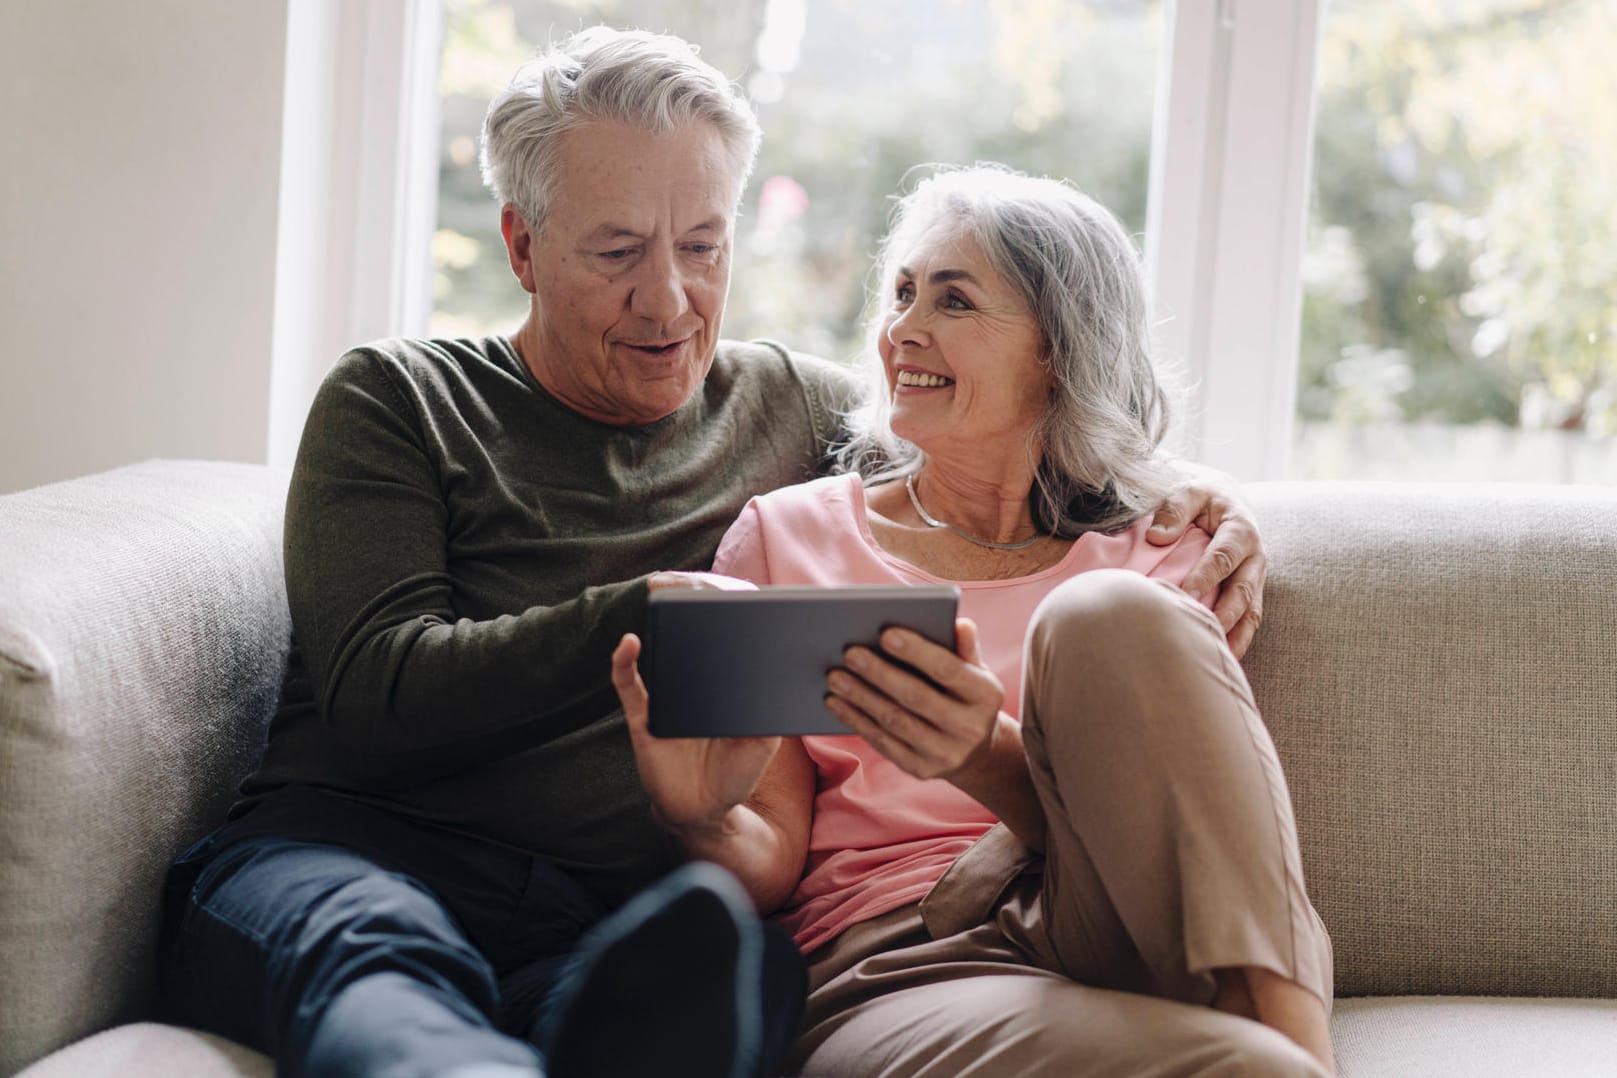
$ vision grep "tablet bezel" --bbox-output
[644,585,960,738]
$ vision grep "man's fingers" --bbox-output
[1226,606,1262,661]
[611,633,642,684]
[611,634,650,732]
[1210,574,1258,633]
[1146,487,1192,544]
[1181,540,1241,604]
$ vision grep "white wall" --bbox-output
[0,0,290,494]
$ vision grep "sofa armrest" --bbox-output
[0,460,290,1075]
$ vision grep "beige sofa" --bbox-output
[3,460,1615,1076]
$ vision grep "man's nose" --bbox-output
[628,246,691,325]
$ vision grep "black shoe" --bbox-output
[540,863,765,1078]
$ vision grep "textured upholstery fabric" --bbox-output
[13,1023,272,1078]
[1245,482,1617,998]
[5,467,1616,1075]
[1331,996,1617,1077]
[0,461,290,1076]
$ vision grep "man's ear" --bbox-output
[500,203,539,294]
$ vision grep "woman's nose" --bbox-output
[886,304,928,348]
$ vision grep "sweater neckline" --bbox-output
[490,334,695,438]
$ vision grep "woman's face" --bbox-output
[878,217,1053,461]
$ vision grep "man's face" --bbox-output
[506,118,741,426]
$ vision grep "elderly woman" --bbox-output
[613,165,1333,1077]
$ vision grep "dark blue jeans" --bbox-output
[158,784,803,1077]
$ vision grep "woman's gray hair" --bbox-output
[480,27,762,230]
[837,164,1178,536]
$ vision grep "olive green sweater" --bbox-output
[241,336,857,902]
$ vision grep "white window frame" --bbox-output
[1147,0,1325,480]
[268,0,442,469]
[283,0,1324,481]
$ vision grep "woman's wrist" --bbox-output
[948,714,1048,852]
[948,712,1019,796]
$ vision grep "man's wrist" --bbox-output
[650,801,742,848]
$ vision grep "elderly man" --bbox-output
[158,26,1267,1078]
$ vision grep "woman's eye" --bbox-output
[943,292,972,310]
[894,283,915,304]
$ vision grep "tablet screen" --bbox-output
[645,585,960,738]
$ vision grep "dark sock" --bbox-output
[543,863,775,1078]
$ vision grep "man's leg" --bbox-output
[523,862,805,1078]
[161,833,543,1078]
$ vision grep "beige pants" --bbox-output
[787,570,1334,1078]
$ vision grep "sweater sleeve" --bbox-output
[284,351,646,760]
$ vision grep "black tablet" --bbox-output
[644,585,960,738]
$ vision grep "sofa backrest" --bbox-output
[0,460,291,1076]
[3,467,1613,1071]
[1244,481,1617,999]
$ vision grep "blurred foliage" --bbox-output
[430,0,1159,360]
[432,0,1616,445]
[1300,0,1617,436]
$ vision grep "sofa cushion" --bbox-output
[14,1023,272,1078]
[1331,996,1617,1077]
[0,461,291,1075]
[1246,482,1617,998]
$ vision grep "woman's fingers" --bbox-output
[823,694,930,775]
[852,623,1004,713]
[826,633,1004,779]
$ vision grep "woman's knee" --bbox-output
[1024,571,1209,730]
[1027,570,1194,674]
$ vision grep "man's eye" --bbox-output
[599,248,636,260]
[686,243,717,255]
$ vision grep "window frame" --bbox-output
[280,0,1325,480]
[1146,0,1325,479]
[268,0,442,469]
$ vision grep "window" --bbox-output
[416,0,1614,484]
[1293,0,1617,482]
[431,0,1162,367]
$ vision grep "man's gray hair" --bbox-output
[838,164,1178,536]
[480,27,762,230]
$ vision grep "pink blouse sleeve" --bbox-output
[711,499,774,585]
[1144,524,1213,604]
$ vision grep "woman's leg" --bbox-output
[789,888,1326,1078]
[1020,569,1335,1072]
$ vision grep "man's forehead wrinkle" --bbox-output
[574,210,733,244]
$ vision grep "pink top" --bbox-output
[712,473,1210,953]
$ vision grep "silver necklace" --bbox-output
[904,473,1043,551]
